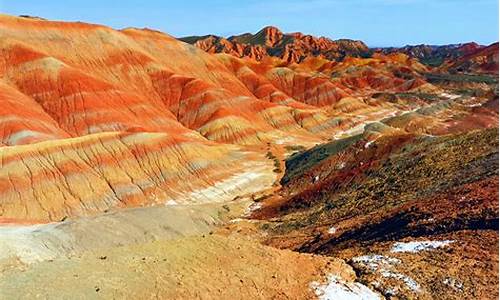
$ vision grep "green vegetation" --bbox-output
[269,128,499,237]
[178,35,212,44]
[284,145,307,153]
[266,151,281,173]
[452,88,491,97]
[420,57,445,67]
[281,134,363,184]
[424,73,499,84]
[394,92,441,102]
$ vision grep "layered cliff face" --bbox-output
[181,26,370,63]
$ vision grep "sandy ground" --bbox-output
[0,234,358,299]
[0,200,249,266]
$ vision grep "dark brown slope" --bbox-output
[254,126,498,299]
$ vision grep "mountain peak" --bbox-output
[260,25,281,32]
[257,26,283,47]
[229,25,284,47]
[259,25,282,35]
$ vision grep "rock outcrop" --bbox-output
[181,26,370,63]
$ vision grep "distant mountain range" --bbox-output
[181,26,498,73]
[374,42,486,66]
[180,26,370,63]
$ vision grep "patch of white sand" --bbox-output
[186,162,274,204]
[364,140,375,148]
[353,253,422,294]
[443,277,464,290]
[352,254,401,271]
[310,274,381,300]
[229,218,244,224]
[0,222,64,263]
[466,103,482,107]
[391,240,454,253]
[331,109,405,140]
[243,202,262,217]
[327,227,336,234]
[380,270,421,292]
[440,93,461,100]
[5,130,52,145]
[332,122,367,139]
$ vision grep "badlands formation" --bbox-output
[0,14,498,299]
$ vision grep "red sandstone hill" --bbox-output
[0,15,433,148]
[441,42,499,74]
[180,26,370,63]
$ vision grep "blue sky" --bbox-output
[0,0,498,47]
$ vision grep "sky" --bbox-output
[0,0,498,47]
